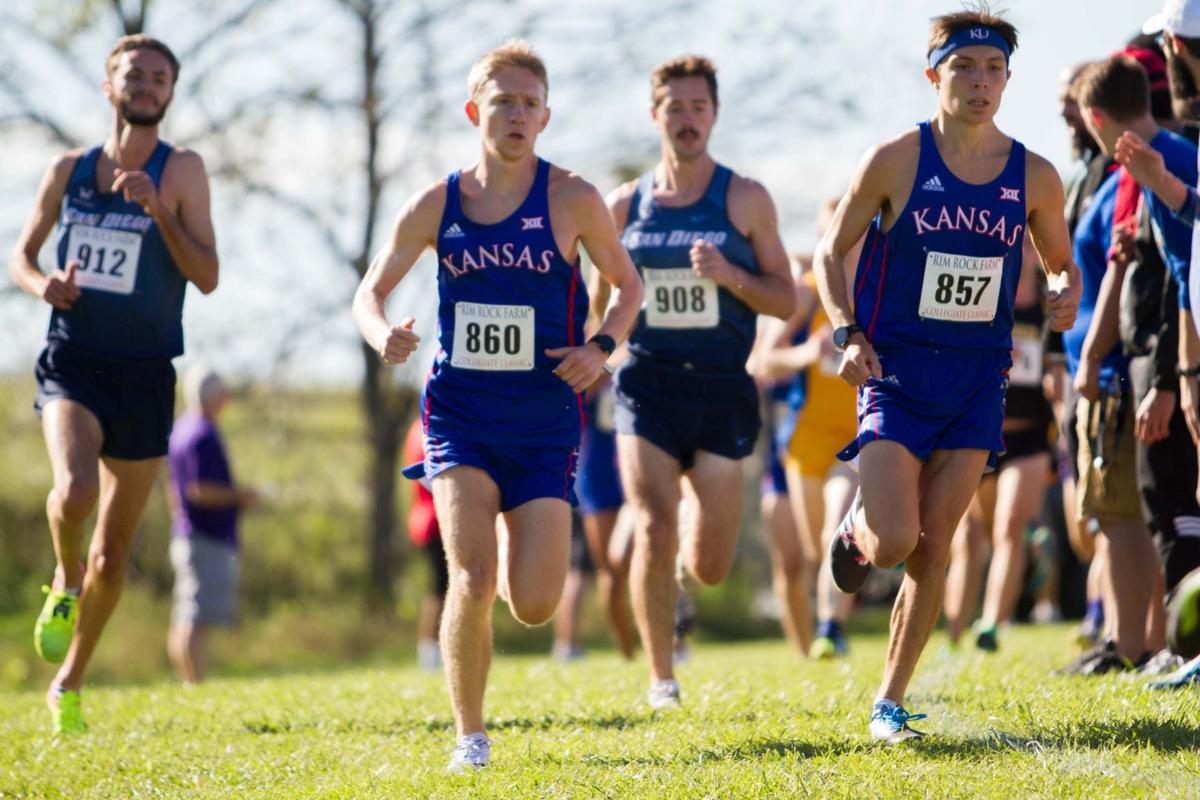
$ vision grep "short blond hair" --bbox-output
[106,34,180,84]
[467,40,548,101]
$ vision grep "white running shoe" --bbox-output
[446,732,490,773]
[868,701,926,744]
[647,678,682,710]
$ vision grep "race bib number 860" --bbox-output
[450,302,535,371]
[918,251,1003,322]
[65,225,142,295]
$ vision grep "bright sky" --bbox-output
[0,0,1164,383]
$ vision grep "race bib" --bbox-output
[65,225,142,295]
[917,251,1003,322]
[594,387,616,433]
[1010,323,1043,387]
[450,302,534,371]
[644,268,719,329]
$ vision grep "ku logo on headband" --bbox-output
[969,28,988,39]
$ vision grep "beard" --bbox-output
[1168,53,1200,122]
[118,96,169,127]
[1067,123,1097,161]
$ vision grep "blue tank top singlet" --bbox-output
[621,164,759,373]
[424,158,589,448]
[51,141,186,360]
[853,121,1026,351]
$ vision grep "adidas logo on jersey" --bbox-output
[922,175,945,192]
[443,223,465,239]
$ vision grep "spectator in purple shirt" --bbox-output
[166,364,257,684]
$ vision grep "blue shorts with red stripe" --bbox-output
[837,345,1010,467]
[402,435,579,512]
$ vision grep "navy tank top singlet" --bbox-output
[424,158,589,448]
[621,164,759,373]
[51,141,186,360]
[852,121,1026,351]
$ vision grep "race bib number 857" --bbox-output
[451,301,535,371]
[65,225,141,295]
[918,251,1003,322]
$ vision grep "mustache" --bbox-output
[676,127,700,138]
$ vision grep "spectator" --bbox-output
[166,364,258,684]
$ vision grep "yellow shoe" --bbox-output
[49,687,88,735]
[34,586,79,663]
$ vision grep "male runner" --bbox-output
[352,41,641,771]
[814,8,1079,742]
[10,35,217,734]
[608,55,794,709]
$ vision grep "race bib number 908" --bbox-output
[918,251,1003,322]
[65,225,142,295]
[644,268,719,329]
[451,302,535,371]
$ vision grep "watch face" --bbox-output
[834,328,849,348]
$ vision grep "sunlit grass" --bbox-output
[3,623,1199,799]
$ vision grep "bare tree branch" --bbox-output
[220,174,352,265]
[0,73,80,148]
[0,13,98,91]
[176,0,279,63]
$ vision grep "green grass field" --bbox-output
[4,623,1199,799]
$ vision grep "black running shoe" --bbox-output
[975,626,998,653]
[1080,648,1149,676]
[830,488,871,594]
[1054,639,1114,676]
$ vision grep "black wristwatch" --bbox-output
[832,324,864,351]
[1180,362,1200,378]
[588,334,616,356]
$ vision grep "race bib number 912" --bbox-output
[451,302,535,371]
[918,250,1003,322]
[644,268,719,329]
[65,225,142,295]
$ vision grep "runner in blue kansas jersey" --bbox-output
[606,55,795,710]
[352,41,641,772]
[812,6,1079,743]
[8,36,218,736]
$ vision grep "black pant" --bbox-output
[1128,355,1200,592]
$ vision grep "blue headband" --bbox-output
[928,27,1011,69]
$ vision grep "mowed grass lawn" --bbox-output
[3,623,1199,799]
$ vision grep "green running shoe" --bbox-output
[50,688,87,735]
[34,586,79,663]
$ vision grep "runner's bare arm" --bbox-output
[547,179,643,392]
[759,282,821,379]
[592,181,638,325]
[9,153,81,309]
[1025,153,1080,333]
[148,150,219,293]
[812,143,898,333]
[702,177,793,319]
[814,141,908,385]
[578,181,642,342]
[353,182,445,364]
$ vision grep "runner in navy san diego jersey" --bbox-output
[9,36,218,735]
[607,55,795,710]
[812,9,1079,743]
[352,41,641,772]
